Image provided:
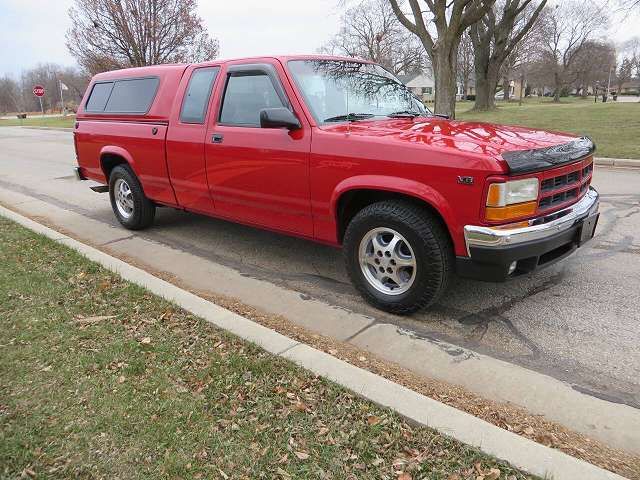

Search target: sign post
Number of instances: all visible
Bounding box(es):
[33,85,45,118]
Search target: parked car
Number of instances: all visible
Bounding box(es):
[73,55,599,314]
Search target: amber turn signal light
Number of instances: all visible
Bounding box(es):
[485,201,537,221]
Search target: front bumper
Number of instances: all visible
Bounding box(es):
[456,187,599,281]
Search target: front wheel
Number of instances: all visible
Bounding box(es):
[108,165,155,230]
[343,200,453,314]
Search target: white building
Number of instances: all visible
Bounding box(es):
[398,72,435,101]
[399,72,475,102]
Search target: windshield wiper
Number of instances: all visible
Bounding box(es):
[323,113,375,122]
[387,110,426,118]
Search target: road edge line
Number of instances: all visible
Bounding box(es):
[0,205,626,480]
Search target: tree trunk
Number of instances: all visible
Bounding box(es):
[432,44,458,118]
[503,74,510,101]
[553,71,561,102]
[472,55,499,111]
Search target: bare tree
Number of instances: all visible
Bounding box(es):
[457,32,474,100]
[616,57,635,92]
[469,0,546,111]
[15,64,89,113]
[322,0,428,75]
[0,77,21,114]
[570,41,616,96]
[620,37,640,79]
[66,0,219,74]
[389,0,496,118]
[537,1,608,102]
[617,0,640,10]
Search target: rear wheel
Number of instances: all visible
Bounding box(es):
[343,200,452,314]
[108,165,155,230]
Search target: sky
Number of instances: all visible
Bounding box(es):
[0,0,638,77]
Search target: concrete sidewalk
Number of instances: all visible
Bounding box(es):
[0,204,626,480]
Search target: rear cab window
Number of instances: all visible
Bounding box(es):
[85,77,160,114]
[180,67,220,124]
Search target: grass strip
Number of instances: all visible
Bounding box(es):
[0,216,533,479]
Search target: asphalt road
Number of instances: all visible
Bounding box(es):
[1,127,638,411]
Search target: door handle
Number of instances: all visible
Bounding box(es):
[211,133,224,144]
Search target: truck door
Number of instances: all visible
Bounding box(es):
[204,61,313,237]
[166,65,220,214]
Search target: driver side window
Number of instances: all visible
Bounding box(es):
[219,74,284,126]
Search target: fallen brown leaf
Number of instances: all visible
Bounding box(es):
[486,468,501,480]
[367,415,381,426]
[294,451,309,460]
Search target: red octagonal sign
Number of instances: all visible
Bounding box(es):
[33,85,45,97]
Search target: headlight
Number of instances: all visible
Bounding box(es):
[486,178,539,221]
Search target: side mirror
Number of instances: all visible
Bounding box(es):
[259,107,301,130]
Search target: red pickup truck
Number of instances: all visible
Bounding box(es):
[74,55,599,314]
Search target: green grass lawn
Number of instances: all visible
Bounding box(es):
[456,97,640,160]
[0,217,533,480]
[0,115,76,128]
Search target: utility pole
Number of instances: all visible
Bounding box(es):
[59,80,65,115]
[605,65,613,102]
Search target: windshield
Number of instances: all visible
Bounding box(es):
[287,60,430,124]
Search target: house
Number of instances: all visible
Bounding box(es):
[398,72,435,101]
[398,71,475,101]
[496,78,526,100]
[618,80,640,95]
[457,83,475,99]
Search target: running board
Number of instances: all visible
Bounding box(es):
[90,185,109,193]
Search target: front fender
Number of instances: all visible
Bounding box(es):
[330,174,457,231]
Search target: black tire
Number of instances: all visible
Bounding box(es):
[343,200,453,314]
[108,165,155,230]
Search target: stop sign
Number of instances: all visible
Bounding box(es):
[33,85,45,97]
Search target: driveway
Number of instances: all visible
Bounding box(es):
[1,127,639,443]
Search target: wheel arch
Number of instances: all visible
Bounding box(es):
[99,146,136,181]
[332,176,456,247]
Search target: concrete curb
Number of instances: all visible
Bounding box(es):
[20,126,74,132]
[595,157,640,168]
[0,205,627,480]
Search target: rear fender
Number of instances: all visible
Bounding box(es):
[99,145,137,178]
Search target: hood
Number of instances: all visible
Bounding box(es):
[320,117,593,174]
